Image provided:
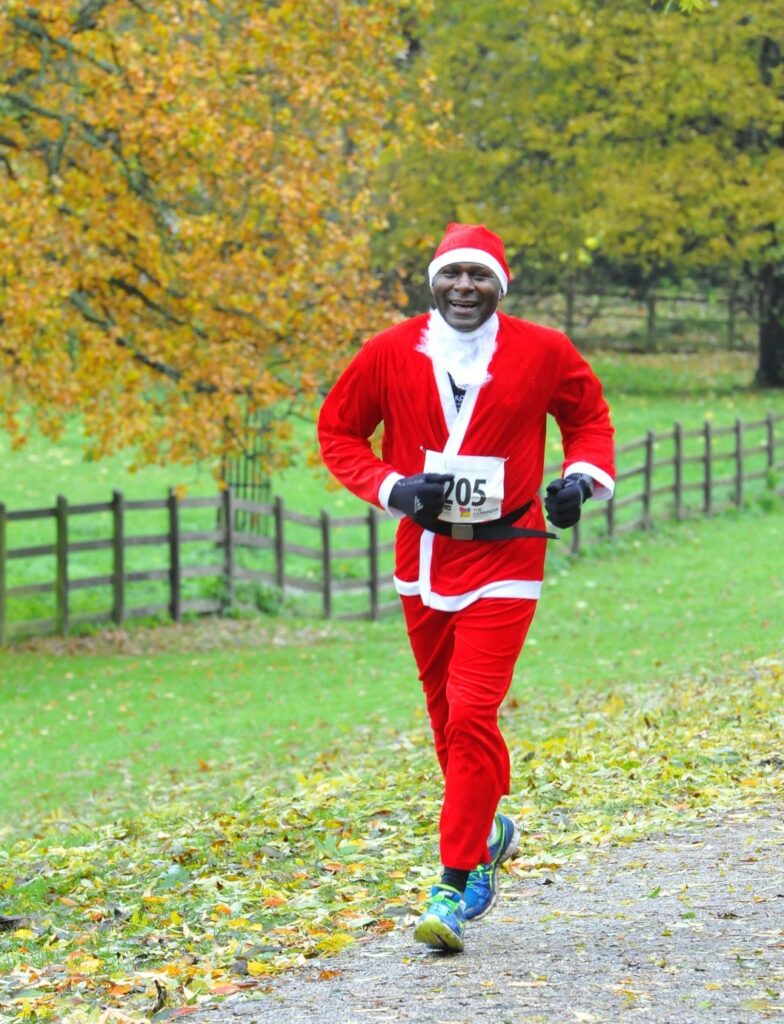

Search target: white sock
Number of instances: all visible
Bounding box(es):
[488,815,501,847]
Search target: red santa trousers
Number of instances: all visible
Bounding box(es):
[401,595,537,870]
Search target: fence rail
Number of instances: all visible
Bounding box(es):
[0,411,782,643]
[511,285,759,351]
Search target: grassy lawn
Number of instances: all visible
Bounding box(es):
[0,560,782,1020]
[2,503,781,828]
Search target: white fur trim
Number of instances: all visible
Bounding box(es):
[428,248,508,294]
[417,310,498,389]
[394,576,542,608]
[563,461,615,501]
[378,472,405,516]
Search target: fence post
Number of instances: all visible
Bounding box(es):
[646,291,656,349]
[727,287,736,348]
[703,420,713,514]
[564,282,575,336]
[766,411,775,471]
[320,510,332,619]
[56,495,69,636]
[673,422,684,520]
[0,503,6,647]
[642,431,654,529]
[368,507,379,621]
[606,493,615,540]
[274,496,285,593]
[223,487,235,611]
[734,418,744,508]
[112,490,125,626]
[168,488,182,622]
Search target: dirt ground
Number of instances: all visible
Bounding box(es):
[184,806,783,1024]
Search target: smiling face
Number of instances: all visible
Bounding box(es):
[431,261,503,332]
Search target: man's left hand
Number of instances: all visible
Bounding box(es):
[544,474,594,529]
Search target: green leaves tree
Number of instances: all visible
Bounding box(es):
[384,0,784,386]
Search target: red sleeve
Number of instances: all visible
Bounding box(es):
[317,338,399,509]
[548,336,615,493]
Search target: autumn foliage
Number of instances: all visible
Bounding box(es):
[0,1,430,467]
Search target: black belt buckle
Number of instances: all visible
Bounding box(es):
[450,523,474,540]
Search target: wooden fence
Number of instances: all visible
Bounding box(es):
[566,410,784,556]
[0,411,782,643]
[511,286,758,351]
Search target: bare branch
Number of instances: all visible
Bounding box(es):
[72,0,118,34]
[0,155,16,181]
[67,290,240,397]
[108,277,188,327]
[4,92,67,122]
[11,14,121,74]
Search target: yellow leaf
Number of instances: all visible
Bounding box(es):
[315,933,355,955]
[75,956,103,975]
[246,961,273,977]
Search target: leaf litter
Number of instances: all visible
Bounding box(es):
[1,657,782,1022]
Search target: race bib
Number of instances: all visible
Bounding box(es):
[423,450,505,524]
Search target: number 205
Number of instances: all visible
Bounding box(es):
[444,477,487,507]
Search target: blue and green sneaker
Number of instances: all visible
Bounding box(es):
[463,812,520,921]
[413,884,466,952]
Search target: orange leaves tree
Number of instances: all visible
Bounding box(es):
[0,1,429,468]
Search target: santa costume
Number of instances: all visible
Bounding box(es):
[318,223,615,944]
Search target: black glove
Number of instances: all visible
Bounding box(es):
[544,473,594,529]
[388,473,454,525]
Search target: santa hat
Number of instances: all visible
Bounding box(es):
[428,222,511,294]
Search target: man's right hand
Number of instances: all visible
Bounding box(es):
[388,473,454,524]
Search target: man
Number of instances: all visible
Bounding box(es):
[318,223,615,952]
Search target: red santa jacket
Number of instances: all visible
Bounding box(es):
[318,311,615,610]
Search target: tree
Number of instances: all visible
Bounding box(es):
[383,0,784,385]
[0,1,432,469]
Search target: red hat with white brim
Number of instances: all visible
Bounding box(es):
[428,222,511,294]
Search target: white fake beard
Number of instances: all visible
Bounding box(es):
[417,309,499,388]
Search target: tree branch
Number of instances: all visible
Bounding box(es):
[68,290,225,396]
[108,277,188,327]
[11,15,121,74]
[0,155,16,181]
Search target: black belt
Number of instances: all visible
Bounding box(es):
[421,501,557,542]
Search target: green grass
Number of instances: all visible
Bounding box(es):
[0,417,218,511]
[587,349,781,437]
[2,502,781,829]
[0,623,417,823]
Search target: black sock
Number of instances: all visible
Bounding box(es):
[440,867,470,893]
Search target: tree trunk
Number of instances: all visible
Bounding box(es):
[756,266,784,388]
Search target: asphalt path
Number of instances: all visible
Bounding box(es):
[185,807,783,1024]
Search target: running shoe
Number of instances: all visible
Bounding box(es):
[413,884,466,952]
[463,812,520,921]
